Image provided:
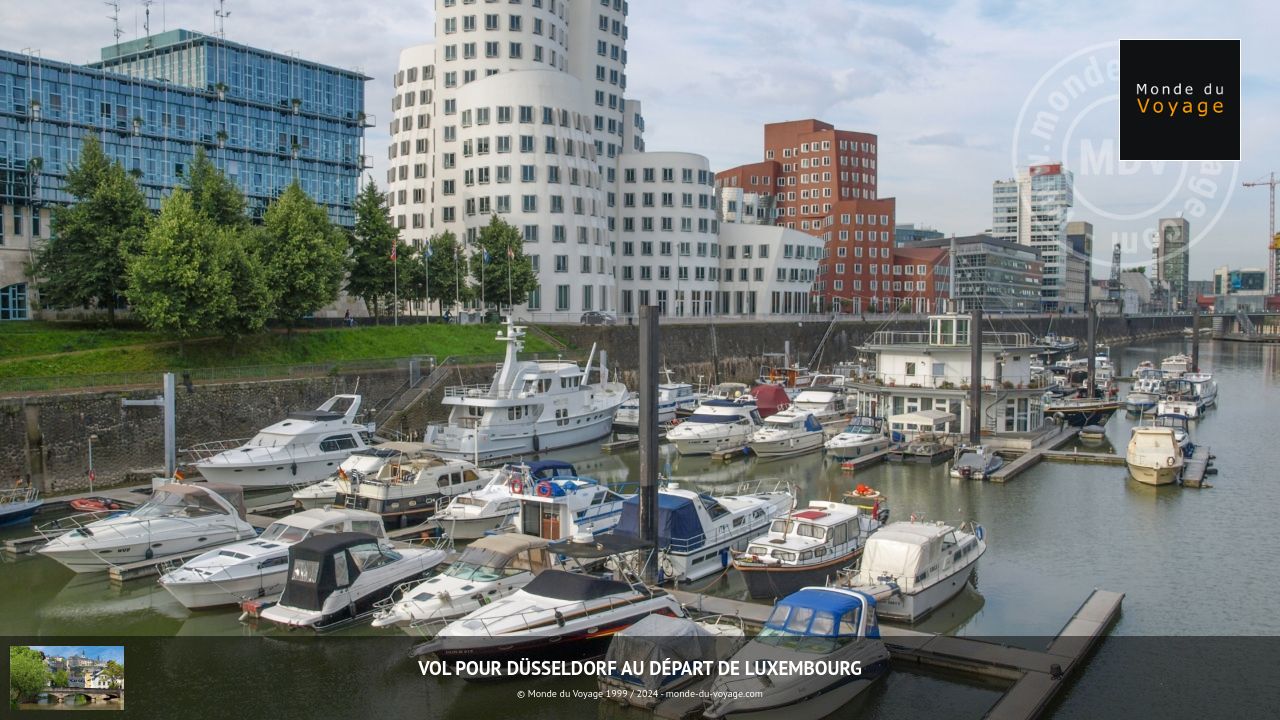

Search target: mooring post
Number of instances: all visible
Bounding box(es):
[163,372,176,479]
[1191,304,1201,372]
[1087,303,1097,398]
[638,306,660,584]
[969,308,982,446]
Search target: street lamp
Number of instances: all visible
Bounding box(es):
[87,434,99,493]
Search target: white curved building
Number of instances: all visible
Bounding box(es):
[386,0,640,320]
[616,151,720,317]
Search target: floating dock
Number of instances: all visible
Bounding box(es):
[1180,445,1214,488]
[989,428,1080,482]
[601,432,667,454]
[668,587,1123,720]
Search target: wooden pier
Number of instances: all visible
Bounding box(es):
[601,432,667,454]
[835,447,893,471]
[668,587,1123,720]
[988,428,1080,482]
[1180,445,1215,488]
[710,445,752,462]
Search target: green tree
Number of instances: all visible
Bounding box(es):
[125,189,235,349]
[184,146,247,227]
[260,182,347,329]
[214,227,274,343]
[423,231,471,317]
[9,646,47,705]
[344,181,400,321]
[101,661,123,690]
[467,215,539,311]
[35,135,149,324]
[51,669,69,688]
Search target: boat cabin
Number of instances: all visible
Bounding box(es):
[887,410,956,442]
[279,531,405,614]
[856,522,979,594]
[760,587,880,643]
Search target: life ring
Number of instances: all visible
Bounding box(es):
[854,484,874,496]
[1166,456,1175,467]
[508,475,524,494]
[1166,395,1176,401]
[535,481,554,497]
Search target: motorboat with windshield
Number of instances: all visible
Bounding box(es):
[703,587,890,719]
[1126,426,1184,486]
[668,400,764,456]
[158,508,389,609]
[0,486,42,527]
[422,318,628,463]
[837,519,986,623]
[37,483,256,573]
[192,395,372,488]
[609,482,792,583]
[824,416,890,459]
[257,531,447,631]
[291,443,434,510]
[733,499,885,599]
[370,534,553,631]
[949,445,1005,480]
[509,460,633,541]
[749,411,825,458]
[335,454,487,528]
[614,372,700,429]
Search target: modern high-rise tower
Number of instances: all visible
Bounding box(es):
[992,163,1084,311]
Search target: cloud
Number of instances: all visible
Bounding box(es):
[909,131,968,147]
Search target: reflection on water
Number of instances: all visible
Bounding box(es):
[17,696,123,711]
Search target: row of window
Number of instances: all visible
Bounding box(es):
[622,166,712,186]
[619,216,717,234]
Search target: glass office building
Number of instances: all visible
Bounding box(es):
[0,30,370,320]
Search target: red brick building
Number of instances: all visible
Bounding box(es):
[716,119,897,313]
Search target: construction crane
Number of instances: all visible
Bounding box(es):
[1242,172,1278,294]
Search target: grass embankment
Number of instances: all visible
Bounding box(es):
[0,322,560,380]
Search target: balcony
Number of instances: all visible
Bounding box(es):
[864,329,1036,348]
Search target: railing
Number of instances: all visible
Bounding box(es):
[443,383,501,399]
[410,589,656,640]
[864,330,1036,347]
[181,438,251,462]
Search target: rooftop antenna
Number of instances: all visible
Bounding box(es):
[215,0,230,39]
[142,0,154,46]
[105,1,123,47]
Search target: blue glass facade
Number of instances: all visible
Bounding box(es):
[0,30,369,225]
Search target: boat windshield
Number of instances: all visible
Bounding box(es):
[132,489,226,518]
[757,604,862,652]
[686,413,739,424]
[246,432,296,448]
[260,522,310,543]
[843,422,878,435]
[442,546,521,582]
[769,519,825,538]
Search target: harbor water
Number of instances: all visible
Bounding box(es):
[4,337,1280,718]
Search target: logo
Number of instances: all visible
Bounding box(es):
[1012,41,1238,273]
[1120,39,1240,161]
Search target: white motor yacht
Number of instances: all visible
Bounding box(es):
[824,416,890,459]
[1183,372,1218,408]
[704,587,890,720]
[422,318,628,463]
[1124,372,1166,413]
[733,499,884,600]
[192,395,372,488]
[38,483,256,573]
[611,482,793,583]
[1126,426,1184,486]
[510,462,633,541]
[785,385,853,431]
[1161,353,1192,378]
[410,568,685,665]
[614,374,700,429]
[336,454,488,528]
[257,531,447,631]
[425,462,534,539]
[667,399,764,456]
[749,410,825,458]
[158,508,388,609]
[949,445,1005,480]
[839,519,986,623]
[370,534,553,630]
[291,443,435,510]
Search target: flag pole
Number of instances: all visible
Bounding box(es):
[424,241,430,320]
[507,242,513,309]
[393,243,399,327]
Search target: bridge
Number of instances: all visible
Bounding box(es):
[37,687,124,703]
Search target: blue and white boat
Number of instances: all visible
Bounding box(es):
[614,374,700,429]
[509,460,632,541]
[0,487,42,527]
[703,587,890,719]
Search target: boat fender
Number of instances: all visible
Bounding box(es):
[532,434,540,454]
[535,481,554,497]
[975,525,984,541]
[719,547,730,569]
[554,609,565,628]
[291,461,298,476]
[144,548,154,560]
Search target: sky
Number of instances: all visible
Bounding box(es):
[29,646,126,664]
[3,0,1277,280]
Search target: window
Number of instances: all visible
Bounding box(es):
[556,285,570,311]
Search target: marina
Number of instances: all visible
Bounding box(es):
[0,332,1270,719]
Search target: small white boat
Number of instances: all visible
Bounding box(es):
[949,445,1005,480]
[0,486,42,527]
[1183,372,1218,408]
[612,482,793,583]
[1126,426,1184,485]
[257,531,447,631]
[734,499,885,599]
[425,461,555,539]
[1161,354,1192,378]
[370,534,553,630]
[599,613,747,710]
[785,385,853,431]
[749,411,825,458]
[38,483,257,573]
[410,568,686,665]
[667,399,764,456]
[614,373,700,429]
[825,416,890,459]
[158,507,389,609]
[193,395,372,488]
[838,519,986,623]
[703,587,890,719]
[291,443,435,510]
[1124,372,1166,413]
[510,461,632,541]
